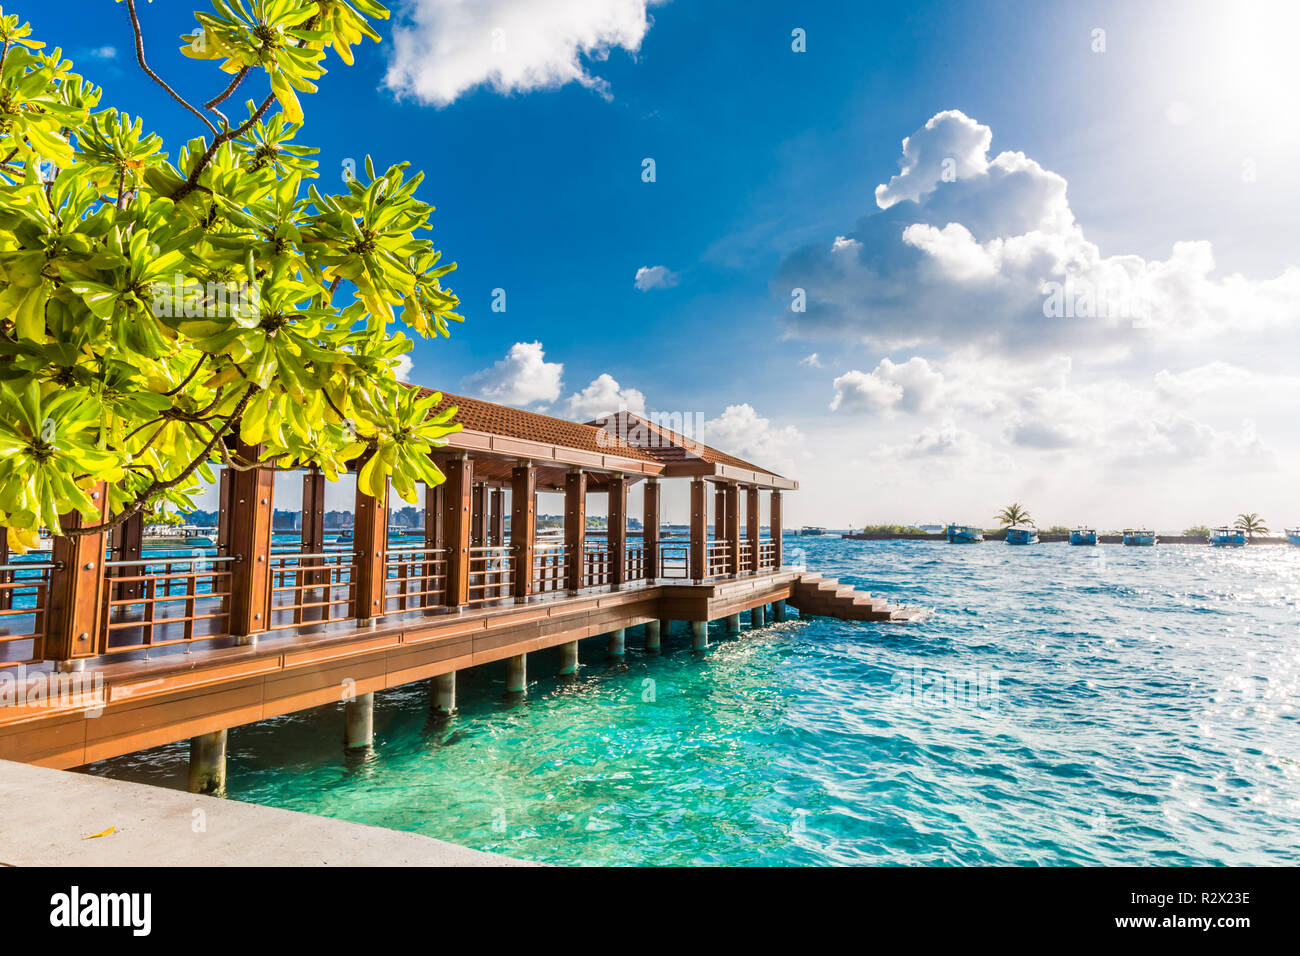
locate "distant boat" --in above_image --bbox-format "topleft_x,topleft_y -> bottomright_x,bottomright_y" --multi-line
1005,525 -> 1039,545
336,529 -> 354,541
798,526 -> 826,536
142,524 -> 214,549
1069,527 -> 1098,546
1123,528 -> 1157,547
945,524 -> 983,544
1287,528 -> 1300,546
1211,527 -> 1247,547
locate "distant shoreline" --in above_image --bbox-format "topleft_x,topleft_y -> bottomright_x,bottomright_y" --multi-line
839,531 -> 1294,545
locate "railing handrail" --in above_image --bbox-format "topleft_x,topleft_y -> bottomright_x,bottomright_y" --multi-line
103,554 -> 239,568
0,561 -> 58,571
385,546 -> 448,555
270,550 -> 356,560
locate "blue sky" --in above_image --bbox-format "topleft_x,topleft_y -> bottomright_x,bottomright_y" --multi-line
49,0 -> 1300,527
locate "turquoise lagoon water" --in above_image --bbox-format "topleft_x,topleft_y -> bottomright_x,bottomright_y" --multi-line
88,538 -> 1300,865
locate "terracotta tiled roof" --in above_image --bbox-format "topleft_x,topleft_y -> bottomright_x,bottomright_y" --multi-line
416,389 -> 662,464
592,411 -> 781,477
414,389 -> 789,481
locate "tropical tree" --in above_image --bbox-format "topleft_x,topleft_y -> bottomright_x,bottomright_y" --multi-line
0,1 -> 463,552
1183,525 -> 1211,539
995,503 -> 1033,527
1233,513 -> 1269,539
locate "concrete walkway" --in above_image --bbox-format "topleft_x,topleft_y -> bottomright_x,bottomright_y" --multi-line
0,760 -> 531,866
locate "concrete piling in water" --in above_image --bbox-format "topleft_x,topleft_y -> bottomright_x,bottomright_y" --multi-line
187,730 -> 227,796
691,620 -> 709,650
431,673 -> 456,717
608,628 -> 626,659
752,604 -> 767,628
505,654 -> 527,694
344,692 -> 374,749
726,613 -> 741,635
773,600 -> 787,622
644,620 -> 661,653
559,641 -> 580,676
659,619 -> 672,639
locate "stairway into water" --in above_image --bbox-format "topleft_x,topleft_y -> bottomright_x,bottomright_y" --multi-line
788,572 -> 926,623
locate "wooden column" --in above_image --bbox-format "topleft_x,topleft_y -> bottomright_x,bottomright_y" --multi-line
564,470 -> 587,592
107,511 -> 144,601
424,478 -> 445,608
0,526 -> 9,612
301,470 -> 326,587
471,482 -> 487,547
43,482 -> 109,663
214,467 -> 232,595
227,451 -> 274,641
725,483 -> 741,576
689,478 -> 707,582
424,481 -> 445,550
490,488 -> 504,546
714,485 -> 727,543
771,490 -> 783,567
511,463 -> 536,599
353,471 -> 388,623
608,475 -> 627,589
643,478 -> 660,581
443,457 -> 473,608
746,486 -> 761,574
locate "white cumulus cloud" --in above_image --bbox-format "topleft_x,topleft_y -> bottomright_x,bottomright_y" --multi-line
385,0 -> 665,107
461,341 -> 563,407
563,373 -> 647,420
634,265 -> 678,291
830,357 -> 946,414
701,404 -> 803,476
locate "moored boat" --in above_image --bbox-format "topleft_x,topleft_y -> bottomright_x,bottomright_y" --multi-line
1288,528 -> 1300,546
1122,528 -> 1157,546
1211,527 -> 1247,547
945,524 -> 984,544
798,526 -> 826,536
1069,527 -> 1098,546
1005,525 -> 1039,545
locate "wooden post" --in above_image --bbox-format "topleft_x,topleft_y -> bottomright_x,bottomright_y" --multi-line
471,482 -> 487,547
424,479 -> 445,607
771,490 -> 783,567
353,471 -> 388,623
746,486 -> 761,574
565,470 -> 587,592
107,511 -> 144,601
214,467 -> 232,596
643,478 -> 660,581
43,482 -> 110,663
689,478 -> 707,582
490,488 -> 504,546
511,462 -> 536,599
301,470 -> 326,587
608,475 -> 627,589
725,483 -> 741,576
227,451 -> 274,641
0,525 -> 9,612
714,485 -> 727,545
443,457 -> 473,608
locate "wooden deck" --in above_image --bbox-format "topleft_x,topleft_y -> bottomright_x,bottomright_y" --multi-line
0,571 -> 802,769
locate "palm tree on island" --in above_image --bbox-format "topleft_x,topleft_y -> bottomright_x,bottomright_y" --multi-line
996,503 -> 1034,528
1233,513 -> 1270,540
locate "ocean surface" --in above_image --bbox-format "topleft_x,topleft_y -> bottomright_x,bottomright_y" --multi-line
88,538 -> 1300,865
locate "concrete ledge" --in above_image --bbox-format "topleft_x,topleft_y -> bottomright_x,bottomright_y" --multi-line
0,759 -> 532,867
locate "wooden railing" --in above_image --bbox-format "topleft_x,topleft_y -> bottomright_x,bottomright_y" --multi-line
101,554 -> 236,656
467,545 -> 513,604
380,546 -> 447,615
583,541 -> 613,588
268,550 -> 356,629
533,543 -> 566,593
758,539 -> 778,570
706,540 -> 730,577
659,537 -> 690,579
0,555 -> 53,661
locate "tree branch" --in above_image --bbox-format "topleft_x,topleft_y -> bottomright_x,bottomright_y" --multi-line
124,0 -> 219,137
173,93 -> 276,202
62,385 -> 259,537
